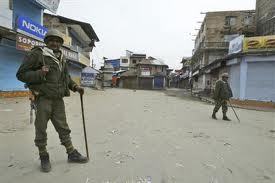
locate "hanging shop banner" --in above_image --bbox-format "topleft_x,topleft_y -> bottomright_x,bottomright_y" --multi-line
228,35 -> 244,55
35,0 -> 60,13
17,16 -> 48,41
16,34 -> 45,51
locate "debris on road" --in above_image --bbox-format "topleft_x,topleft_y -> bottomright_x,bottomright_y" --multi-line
176,163 -> 184,168
227,168 -> 233,174
193,132 -> 210,139
263,175 -> 272,180
202,163 -> 217,169
105,150 -> 112,157
224,142 -> 232,146
115,160 -> 125,164
113,152 -> 135,165
109,129 -> 118,135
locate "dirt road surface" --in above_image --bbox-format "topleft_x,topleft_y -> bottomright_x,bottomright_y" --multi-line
0,88 -> 274,183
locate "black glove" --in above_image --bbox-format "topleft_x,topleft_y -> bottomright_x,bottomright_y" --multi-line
75,86 -> 84,95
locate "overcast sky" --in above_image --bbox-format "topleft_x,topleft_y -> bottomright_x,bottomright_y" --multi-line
57,0 -> 256,69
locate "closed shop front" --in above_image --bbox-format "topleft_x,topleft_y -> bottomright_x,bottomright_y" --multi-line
122,77 -> 137,89
246,61 -> 275,101
229,64 -> 241,99
154,76 -> 164,89
139,77 -> 153,90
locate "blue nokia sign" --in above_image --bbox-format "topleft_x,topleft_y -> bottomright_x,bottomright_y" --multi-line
17,16 -> 48,40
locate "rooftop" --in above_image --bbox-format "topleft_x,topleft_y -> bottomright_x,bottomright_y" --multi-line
44,13 -> 99,42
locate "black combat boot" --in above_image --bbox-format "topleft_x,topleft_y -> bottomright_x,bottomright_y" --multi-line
68,149 -> 88,163
212,112 -> 217,120
40,153 -> 51,172
223,115 -> 231,121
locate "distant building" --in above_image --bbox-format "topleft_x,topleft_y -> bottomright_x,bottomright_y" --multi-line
129,53 -> 147,69
191,10 -> 256,93
177,57 -> 192,89
102,63 -> 114,87
121,57 -> 168,90
120,56 -> 130,71
256,0 -> 275,35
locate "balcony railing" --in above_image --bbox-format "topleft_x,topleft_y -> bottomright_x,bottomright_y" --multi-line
201,42 -> 229,49
193,42 -> 229,54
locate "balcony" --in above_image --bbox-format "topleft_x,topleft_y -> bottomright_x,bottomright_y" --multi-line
201,42 -> 229,49
193,42 -> 229,55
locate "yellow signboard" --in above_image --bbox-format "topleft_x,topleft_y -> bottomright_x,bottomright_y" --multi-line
263,35 -> 275,48
243,35 -> 275,52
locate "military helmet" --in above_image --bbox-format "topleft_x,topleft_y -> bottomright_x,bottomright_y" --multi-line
221,73 -> 229,78
44,29 -> 64,44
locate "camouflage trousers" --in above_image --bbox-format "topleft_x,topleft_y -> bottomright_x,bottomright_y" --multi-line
34,96 -> 73,153
213,99 -> 228,114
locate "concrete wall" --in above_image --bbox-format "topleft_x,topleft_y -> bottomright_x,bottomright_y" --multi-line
256,0 -> 275,21
228,64 -> 241,99
129,57 -> 146,68
43,15 -> 68,35
205,11 -> 256,42
256,0 -> 275,35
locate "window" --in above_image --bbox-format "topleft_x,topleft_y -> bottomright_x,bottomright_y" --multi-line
122,59 -> 128,63
225,16 -> 237,26
244,16 -> 253,25
132,59 -> 136,64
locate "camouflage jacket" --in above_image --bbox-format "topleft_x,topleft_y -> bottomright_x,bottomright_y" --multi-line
16,47 -> 77,99
213,80 -> 233,100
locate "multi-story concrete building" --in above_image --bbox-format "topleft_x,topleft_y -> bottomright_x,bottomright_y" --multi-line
128,52 -> 147,69
256,0 -> 275,35
191,10 -> 256,92
120,56 -> 168,89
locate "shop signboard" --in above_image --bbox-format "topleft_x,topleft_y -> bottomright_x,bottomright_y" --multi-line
17,16 -> 48,41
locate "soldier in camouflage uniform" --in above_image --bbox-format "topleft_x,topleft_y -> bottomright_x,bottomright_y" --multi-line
17,29 -> 88,172
212,73 -> 233,121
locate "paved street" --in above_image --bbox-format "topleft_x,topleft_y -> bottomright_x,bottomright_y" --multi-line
0,88 -> 274,183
